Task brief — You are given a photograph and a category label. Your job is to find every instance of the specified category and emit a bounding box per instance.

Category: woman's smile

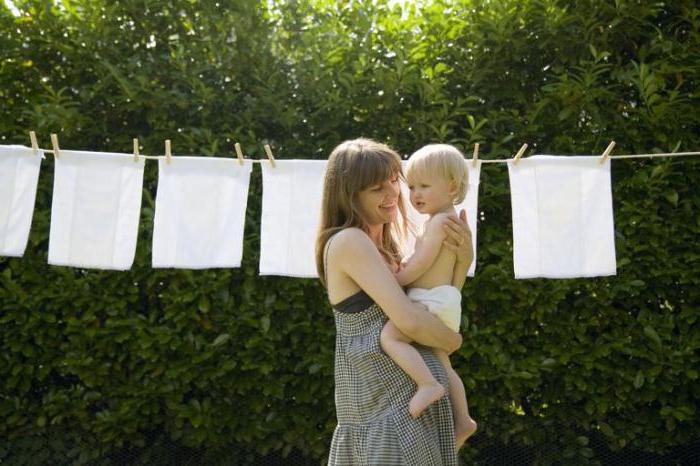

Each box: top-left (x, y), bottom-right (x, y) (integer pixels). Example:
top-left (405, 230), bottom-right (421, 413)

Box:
top-left (357, 175), bottom-right (402, 225)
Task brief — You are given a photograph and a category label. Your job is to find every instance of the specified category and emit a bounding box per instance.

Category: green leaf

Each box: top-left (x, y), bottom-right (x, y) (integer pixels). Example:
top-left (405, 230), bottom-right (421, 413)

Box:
top-left (198, 296), bottom-right (211, 314)
top-left (541, 358), bottom-right (557, 367)
top-left (643, 326), bottom-right (662, 346)
top-left (467, 115), bottom-right (476, 129)
top-left (212, 334), bottom-right (231, 347)
top-left (650, 164), bottom-right (666, 179)
top-left (588, 44), bottom-right (597, 60)
top-left (665, 417), bottom-right (676, 432)
top-left (261, 316), bottom-right (271, 333)
top-left (598, 422), bottom-right (614, 437)
top-left (664, 190), bottom-right (678, 207)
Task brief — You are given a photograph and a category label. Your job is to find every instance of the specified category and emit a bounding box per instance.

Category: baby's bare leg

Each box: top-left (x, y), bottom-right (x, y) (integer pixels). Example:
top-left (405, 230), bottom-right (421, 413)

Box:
top-left (380, 321), bottom-right (445, 418)
top-left (434, 349), bottom-right (477, 450)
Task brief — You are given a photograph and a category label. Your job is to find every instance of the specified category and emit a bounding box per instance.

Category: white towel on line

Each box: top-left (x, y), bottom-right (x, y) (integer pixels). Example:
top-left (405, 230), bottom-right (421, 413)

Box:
top-left (259, 160), bottom-right (327, 277)
top-left (0, 145), bottom-right (43, 257)
top-left (400, 159), bottom-right (482, 277)
top-left (48, 150), bottom-right (145, 270)
top-left (507, 155), bottom-right (617, 279)
top-left (152, 157), bottom-right (253, 269)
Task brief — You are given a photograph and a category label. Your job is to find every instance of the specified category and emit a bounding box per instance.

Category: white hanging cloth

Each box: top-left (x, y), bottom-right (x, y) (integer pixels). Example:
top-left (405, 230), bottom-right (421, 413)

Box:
top-left (48, 150), bottom-right (145, 270)
top-left (0, 145), bottom-right (43, 257)
top-left (152, 157), bottom-right (253, 269)
top-left (400, 159), bottom-right (482, 277)
top-left (259, 160), bottom-right (327, 277)
top-left (507, 155), bottom-right (617, 279)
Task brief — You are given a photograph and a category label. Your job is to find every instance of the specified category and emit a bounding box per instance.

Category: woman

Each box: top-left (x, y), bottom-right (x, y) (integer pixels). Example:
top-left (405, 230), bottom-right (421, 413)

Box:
top-left (316, 138), bottom-right (473, 465)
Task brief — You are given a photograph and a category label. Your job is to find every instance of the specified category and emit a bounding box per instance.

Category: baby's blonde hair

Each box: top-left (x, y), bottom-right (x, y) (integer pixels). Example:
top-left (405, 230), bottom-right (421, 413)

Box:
top-left (406, 144), bottom-right (469, 204)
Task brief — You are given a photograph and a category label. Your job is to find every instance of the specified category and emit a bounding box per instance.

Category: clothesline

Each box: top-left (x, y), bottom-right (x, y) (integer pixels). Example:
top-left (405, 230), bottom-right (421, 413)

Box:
top-left (478, 151), bottom-right (700, 163)
top-left (19, 132), bottom-right (700, 165)
top-left (32, 148), bottom-right (700, 162)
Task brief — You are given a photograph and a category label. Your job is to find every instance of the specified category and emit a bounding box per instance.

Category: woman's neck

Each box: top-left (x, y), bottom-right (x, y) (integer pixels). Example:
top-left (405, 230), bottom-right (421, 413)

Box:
top-left (365, 224), bottom-right (383, 246)
top-left (365, 223), bottom-right (398, 271)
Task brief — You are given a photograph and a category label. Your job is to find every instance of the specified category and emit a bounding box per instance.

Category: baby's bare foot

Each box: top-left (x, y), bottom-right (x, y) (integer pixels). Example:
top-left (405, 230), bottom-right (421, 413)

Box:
top-left (455, 418), bottom-right (477, 450)
top-left (409, 383), bottom-right (446, 419)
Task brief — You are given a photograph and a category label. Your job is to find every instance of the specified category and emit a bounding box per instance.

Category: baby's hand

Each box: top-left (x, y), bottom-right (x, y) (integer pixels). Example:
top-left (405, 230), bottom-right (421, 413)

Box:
top-left (396, 255), bottom-right (413, 273)
top-left (388, 260), bottom-right (403, 275)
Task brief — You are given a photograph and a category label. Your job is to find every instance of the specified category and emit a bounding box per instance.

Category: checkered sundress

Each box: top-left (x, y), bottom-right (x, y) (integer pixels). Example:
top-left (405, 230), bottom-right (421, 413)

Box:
top-left (328, 295), bottom-right (458, 465)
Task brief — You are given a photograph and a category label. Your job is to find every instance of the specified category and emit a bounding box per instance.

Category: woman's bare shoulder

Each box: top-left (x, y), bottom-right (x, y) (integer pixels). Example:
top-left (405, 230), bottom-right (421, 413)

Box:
top-left (325, 228), bottom-right (381, 303)
top-left (329, 227), bottom-right (371, 251)
top-left (327, 228), bottom-right (381, 266)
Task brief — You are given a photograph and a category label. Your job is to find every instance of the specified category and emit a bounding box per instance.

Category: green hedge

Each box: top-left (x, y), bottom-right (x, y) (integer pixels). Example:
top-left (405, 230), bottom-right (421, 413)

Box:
top-left (1, 0), bottom-right (699, 463)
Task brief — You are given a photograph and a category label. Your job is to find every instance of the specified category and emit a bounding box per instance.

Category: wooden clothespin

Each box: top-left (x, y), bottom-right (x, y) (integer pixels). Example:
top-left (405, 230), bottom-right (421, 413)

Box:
top-left (599, 141), bottom-right (615, 165)
top-left (133, 138), bottom-right (140, 162)
top-left (234, 143), bottom-right (244, 166)
top-left (50, 133), bottom-right (60, 158)
top-left (263, 144), bottom-right (276, 168)
top-left (472, 143), bottom-right (479, 167)
top-left (165, 139), bottom-right (171, 164)
top-left (512, 143), bottom-right (528, 165)
top-left (29, 131), bottom-right (39, 155)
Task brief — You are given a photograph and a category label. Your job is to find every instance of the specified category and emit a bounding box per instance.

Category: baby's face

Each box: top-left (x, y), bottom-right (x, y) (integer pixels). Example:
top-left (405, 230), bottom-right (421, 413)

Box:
top-left (407, 173), bottom-right (455, 215)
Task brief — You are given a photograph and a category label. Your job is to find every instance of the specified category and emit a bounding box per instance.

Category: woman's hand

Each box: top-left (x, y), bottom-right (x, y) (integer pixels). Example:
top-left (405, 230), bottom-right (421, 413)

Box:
top-left (442, 209), bottom-right (473, 266)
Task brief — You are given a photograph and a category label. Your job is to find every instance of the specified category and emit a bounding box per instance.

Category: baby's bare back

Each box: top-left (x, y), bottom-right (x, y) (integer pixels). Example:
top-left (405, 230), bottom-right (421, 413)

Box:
top-left (409, 216), bottom-right (458, 289)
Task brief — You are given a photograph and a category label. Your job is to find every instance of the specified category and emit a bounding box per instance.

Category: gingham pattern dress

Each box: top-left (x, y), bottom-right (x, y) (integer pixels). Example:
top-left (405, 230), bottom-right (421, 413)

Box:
top-left (328, 295), bottom-right (458, 465)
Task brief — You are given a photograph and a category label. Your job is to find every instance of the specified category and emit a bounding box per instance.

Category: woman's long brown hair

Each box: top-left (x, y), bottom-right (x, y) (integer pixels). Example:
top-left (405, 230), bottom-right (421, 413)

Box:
top-left (315, 138), bottom-right (410, 287)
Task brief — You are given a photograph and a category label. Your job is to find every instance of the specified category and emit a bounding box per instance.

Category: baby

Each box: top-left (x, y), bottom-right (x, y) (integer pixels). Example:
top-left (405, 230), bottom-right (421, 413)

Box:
top-left (380, 144), bottom-right (477, 449)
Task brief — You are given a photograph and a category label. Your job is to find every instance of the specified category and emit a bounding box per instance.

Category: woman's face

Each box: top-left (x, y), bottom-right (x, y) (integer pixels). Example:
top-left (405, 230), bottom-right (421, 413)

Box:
top-left (356, 172), bottom-right (401, 226)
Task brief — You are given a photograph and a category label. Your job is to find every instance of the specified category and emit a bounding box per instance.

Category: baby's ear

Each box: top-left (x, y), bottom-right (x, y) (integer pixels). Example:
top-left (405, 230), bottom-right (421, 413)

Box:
top-left (449, 179), bottom-right (459, 197)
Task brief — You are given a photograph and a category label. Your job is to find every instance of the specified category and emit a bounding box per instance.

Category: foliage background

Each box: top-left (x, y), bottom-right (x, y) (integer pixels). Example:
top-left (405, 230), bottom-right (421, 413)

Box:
top-left (1, 0), bottom-right (699, 464)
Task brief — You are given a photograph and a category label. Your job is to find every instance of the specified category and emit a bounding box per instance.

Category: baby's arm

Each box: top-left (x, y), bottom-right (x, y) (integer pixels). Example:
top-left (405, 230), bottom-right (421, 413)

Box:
top-left (395, 214), bottom-right (448, 286)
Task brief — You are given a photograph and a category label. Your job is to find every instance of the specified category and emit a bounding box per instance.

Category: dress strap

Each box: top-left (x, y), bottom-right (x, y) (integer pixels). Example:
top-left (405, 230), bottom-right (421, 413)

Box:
top-left (323, 233), bottom-right (336, 285)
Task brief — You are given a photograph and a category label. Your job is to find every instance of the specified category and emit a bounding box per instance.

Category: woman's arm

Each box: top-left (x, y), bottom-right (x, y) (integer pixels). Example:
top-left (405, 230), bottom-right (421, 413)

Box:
top-left (330, 228), bottom-right (461, 353)
top-left (442, 210), bottom-right (473, 288)
top-left (450, 235), bottom-right (473, 288)
top-left (394, 214), bottom-right (448, 286)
